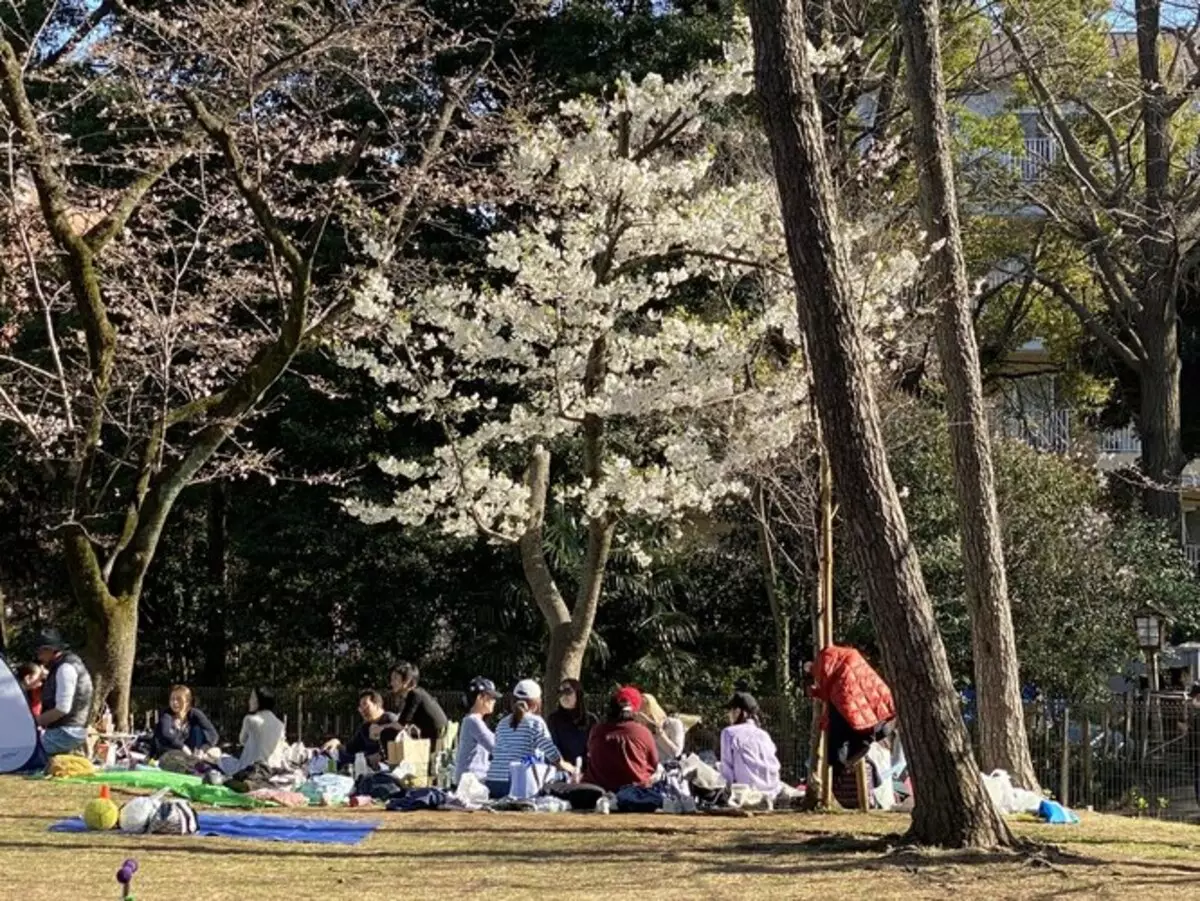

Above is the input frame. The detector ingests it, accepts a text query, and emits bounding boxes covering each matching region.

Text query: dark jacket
[153,708,219,756]
[42,652,93,730]
[547,708,599,767]
[394,688,448,742]
[339,712,399,765]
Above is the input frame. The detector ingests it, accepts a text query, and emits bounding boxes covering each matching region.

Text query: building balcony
[1098,424,1142,456]
[1186,545,1200,569]
[993,137,1058,183]
[992,408,1071,453]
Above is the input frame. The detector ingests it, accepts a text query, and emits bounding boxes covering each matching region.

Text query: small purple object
[117,859,138,900]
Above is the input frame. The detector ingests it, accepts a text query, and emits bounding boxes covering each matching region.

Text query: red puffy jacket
[811,646,895,732]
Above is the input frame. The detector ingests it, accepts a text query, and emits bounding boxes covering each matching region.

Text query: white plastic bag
[509,760,553,799]
[982,769,1018,814]
[454,772,491,806]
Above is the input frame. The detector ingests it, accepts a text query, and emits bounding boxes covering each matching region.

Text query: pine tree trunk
[896,0,1038,789]
[746,0,1011,847]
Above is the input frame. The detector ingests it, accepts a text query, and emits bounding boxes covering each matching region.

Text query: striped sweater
[485,712,561,784]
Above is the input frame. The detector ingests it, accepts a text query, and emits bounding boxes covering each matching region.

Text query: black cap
[34,629,66,651]
[726,690,759,715]
[468,677,501,700]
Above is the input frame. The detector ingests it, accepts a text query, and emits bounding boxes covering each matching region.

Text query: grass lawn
[5,778,1200,900]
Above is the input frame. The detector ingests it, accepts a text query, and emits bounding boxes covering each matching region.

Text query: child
[17,662,45,718]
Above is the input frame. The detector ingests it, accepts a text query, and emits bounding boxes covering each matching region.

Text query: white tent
[0,656,39,773]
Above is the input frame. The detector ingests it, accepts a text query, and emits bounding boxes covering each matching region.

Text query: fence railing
[992,408,1071,453]
[1186,545,1200,569]
[994,137,1058,183]
[129,687,1199,819]
[1098,424,1142,455]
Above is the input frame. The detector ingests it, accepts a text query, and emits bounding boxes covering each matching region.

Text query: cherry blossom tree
[344,42,924,693]
[0,0,513,725]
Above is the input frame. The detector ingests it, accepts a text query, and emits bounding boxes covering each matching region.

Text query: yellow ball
[83,797,120,831]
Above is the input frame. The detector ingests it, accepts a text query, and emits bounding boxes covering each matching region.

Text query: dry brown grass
[4,777,1200,900]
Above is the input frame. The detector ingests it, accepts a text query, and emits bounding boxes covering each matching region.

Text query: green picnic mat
[63,769,272,808]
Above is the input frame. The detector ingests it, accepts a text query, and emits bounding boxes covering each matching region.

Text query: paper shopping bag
[387,726,431,786]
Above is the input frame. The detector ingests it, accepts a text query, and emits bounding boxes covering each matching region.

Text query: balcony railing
[995,137,1059,183]
[994,408,1071,453]
[1186,545,1200,569]
[1099,424,1142,455]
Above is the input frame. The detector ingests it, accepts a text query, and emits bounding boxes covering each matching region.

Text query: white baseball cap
[512,679,542,702]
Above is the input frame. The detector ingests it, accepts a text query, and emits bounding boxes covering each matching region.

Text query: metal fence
[129,687,1198,820]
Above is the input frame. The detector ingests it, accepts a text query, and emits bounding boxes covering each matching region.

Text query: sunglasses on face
[558,686,575,695]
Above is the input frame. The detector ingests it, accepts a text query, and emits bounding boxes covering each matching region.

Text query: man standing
[34,630,94,756]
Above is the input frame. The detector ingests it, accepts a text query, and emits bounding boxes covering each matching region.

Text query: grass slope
[3,778,1200,900]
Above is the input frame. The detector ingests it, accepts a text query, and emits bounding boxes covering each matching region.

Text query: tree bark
[1133,0,1185,521]
[518,447,614,703]
[896,0,1038,789]
[746,0,1011,847]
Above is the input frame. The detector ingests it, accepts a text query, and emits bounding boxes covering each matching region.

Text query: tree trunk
[746,0,1011,847]
[1139,303,1184,520]
[1134,0,1185,521]
[202,483,229,685]
[0,583,8,657]
[518,447,614,704]
[544,622,587,703]
[896,0,1038,789]
[82,592,137,731]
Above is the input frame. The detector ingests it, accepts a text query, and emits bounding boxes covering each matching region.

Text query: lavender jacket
[719,721,781,795]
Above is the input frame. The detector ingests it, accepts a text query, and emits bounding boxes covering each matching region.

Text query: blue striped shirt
[485,712,561,784]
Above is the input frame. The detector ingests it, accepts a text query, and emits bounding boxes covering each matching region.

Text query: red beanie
[613,686,643,712]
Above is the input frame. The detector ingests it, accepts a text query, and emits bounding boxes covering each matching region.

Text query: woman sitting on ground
[547,678,598,769]
[639,693,688,762]
[585,686,659,792]
[152,684,219,758]
[234,687,287,772]
[719,691,781,796]
[485,679,576,798]
[455,677,500,785]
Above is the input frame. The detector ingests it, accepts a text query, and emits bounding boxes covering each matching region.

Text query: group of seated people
[16,632,783,801]
[449,677,781,799]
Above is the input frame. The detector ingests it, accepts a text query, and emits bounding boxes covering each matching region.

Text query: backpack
[147,798,199,835]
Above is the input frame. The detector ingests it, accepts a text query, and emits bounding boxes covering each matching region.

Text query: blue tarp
[51,813,380,846]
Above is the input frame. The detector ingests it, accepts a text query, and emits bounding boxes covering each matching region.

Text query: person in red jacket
[585,686,660,792]
[17,662,45,718]
[806,645,896,773]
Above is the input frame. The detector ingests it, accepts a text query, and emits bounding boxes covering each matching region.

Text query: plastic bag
[453,772,490,806]
[982,769,1016,813]
[509,757,553,799]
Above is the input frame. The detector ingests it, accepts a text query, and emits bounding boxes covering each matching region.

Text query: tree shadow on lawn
[704,833,1200,880]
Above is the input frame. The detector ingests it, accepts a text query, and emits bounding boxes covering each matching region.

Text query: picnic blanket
[60,769,269,808]
[50,813,380,846]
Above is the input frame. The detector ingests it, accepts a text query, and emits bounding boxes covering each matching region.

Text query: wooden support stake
[817,444,835,811]
[855,757,871,812]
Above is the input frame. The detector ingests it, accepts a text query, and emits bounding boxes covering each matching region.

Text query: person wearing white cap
[484,679,577,798]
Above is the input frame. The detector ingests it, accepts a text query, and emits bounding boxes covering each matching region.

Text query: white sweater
[236,710,287,771]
